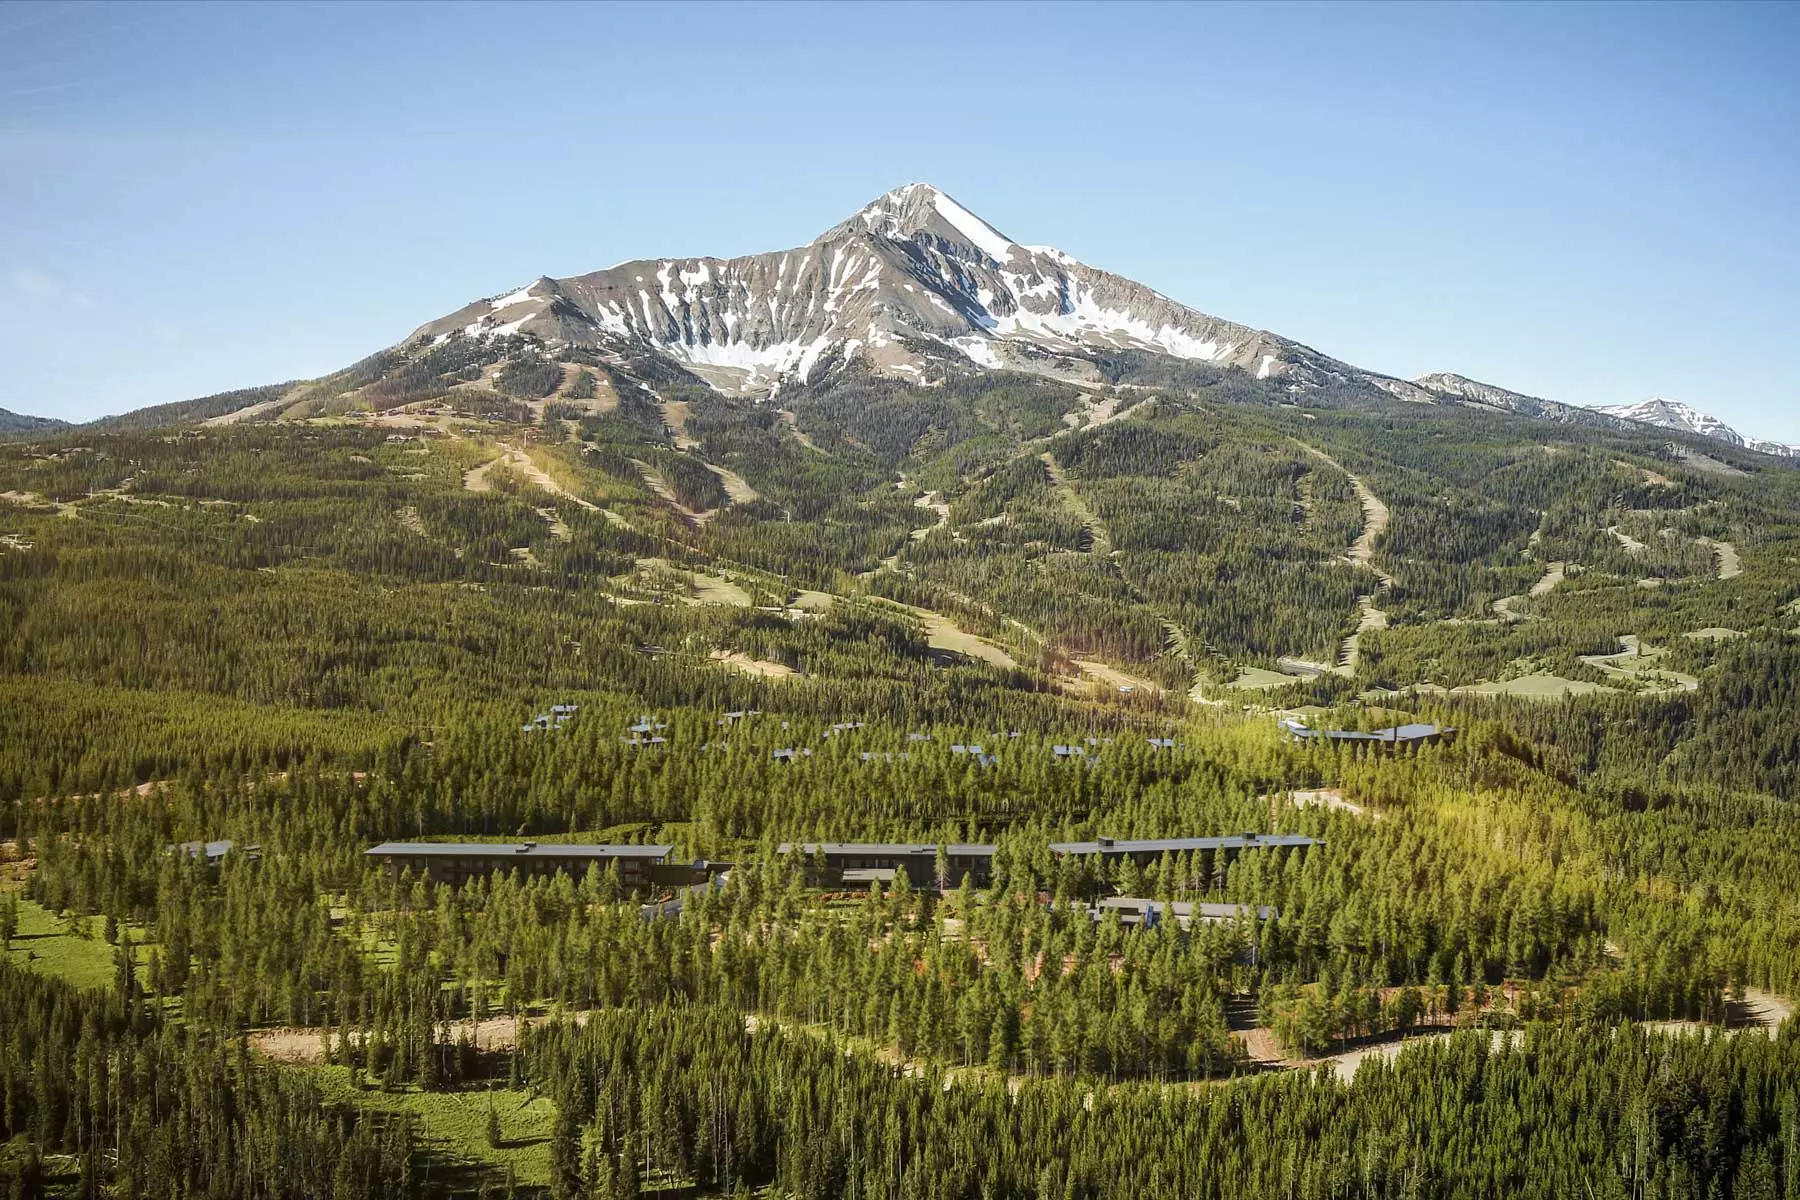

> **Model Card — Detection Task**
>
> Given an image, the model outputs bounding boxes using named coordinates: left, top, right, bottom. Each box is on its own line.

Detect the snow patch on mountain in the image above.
left=930, top=190, right=1017, bottom=263
left=951, top=336, right=1004, bottom=369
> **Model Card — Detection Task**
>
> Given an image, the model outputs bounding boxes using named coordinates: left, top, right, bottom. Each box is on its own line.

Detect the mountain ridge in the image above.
left=0, top=407, right=69, bottom=437
left=1408, top=373, right=1796, bottom=459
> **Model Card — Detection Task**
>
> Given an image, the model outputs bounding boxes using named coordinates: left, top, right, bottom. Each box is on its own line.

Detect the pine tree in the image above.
left=549, top=1098, right=584, bottom=1200
left=486, top=1092, right=503, bottom=1149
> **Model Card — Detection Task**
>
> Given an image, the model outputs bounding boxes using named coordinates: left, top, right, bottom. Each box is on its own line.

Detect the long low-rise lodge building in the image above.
left=1050, top=833, right=1321, bottom=884
left=366, top=833, right=1316, bottom=893
left=1050, top=833, right=1321, bottom=865
left=776, top=842, right=996, bottom=889
left=365, top=841, right=675, bottom=888
left=1281, top=720, right=1455, bottom=749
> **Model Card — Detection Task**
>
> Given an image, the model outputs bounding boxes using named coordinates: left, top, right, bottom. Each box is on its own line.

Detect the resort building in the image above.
left=1280, top=720, right=1455, bottom=749
left=1050, top=833, right=1321, bottom=885
left=365, top=841, right=674, bottom=889
left=776, top=842, right=996, bottom=889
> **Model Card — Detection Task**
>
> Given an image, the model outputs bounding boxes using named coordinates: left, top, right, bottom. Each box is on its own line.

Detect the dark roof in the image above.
left=777, top=842, right=997, bottom=857
left=1385, top=722, right=1451, bottom=740
left=1283, top=721, right=1453, bottom=743
left=366, top=842, right=673, bottom=860
left=1049, top=833, right=1322, bottom=855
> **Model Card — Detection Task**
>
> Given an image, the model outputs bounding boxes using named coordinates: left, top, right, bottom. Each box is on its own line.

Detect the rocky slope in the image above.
left=1412, top=372, right=1592, bottom=422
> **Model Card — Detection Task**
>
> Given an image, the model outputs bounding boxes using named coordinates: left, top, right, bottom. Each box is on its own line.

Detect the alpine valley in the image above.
left=5, top=185, right=1800, bottom=1200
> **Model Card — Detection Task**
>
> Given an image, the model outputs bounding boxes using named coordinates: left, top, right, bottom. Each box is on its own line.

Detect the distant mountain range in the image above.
left=11, top=183, right=1795, bottom=459
left=1407, top=375, right=1796, bottom=459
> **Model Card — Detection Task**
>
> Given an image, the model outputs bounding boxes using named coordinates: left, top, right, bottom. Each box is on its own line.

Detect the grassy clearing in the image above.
left=710, top=649, right=798, bottom=679
left=630, top=558, right=754, bottom=606
left=1070, top=658, right=1163, bottom=695
left=918, top=610, right=1017, bottom=669
left=1450, top=673, right=1612, bottom=699
left=1699, top=537, right=1742, bottom=580
left=309, top=1065, right=555, bottom=1188
left=1228, top=666, right=1305, bottom=691
left=2, top=896, right=119, bottom=990
left=1040, top=453, right=1111, bottom=555
left=688, top=570, right=753, bottom=606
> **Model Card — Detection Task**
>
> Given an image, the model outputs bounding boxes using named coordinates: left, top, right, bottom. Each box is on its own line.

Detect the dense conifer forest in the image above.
left=3, top=344, right=1799, bottom=1195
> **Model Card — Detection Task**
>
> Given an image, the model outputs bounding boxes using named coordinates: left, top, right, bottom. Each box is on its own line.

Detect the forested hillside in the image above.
left=3, top=346, right=1799, bottom=1196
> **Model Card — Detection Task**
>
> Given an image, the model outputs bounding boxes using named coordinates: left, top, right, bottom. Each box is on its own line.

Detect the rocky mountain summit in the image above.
left=410, top=183, right=1386, bottom=398
left=1593, top=398, right=1798, bottom=458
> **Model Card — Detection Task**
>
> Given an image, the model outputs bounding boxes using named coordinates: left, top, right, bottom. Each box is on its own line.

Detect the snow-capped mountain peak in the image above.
left=840, top=183, right=1020, bottom=265
left=408, top=183, right=1322, bottom=396
left=1592, top=398, right=1798, bottom=457
left=1595, top=398, right=1734, bottom=440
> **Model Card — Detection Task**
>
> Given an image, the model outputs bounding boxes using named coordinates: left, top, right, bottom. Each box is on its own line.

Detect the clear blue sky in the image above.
left=3, top=0, right=1797, bottom=439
